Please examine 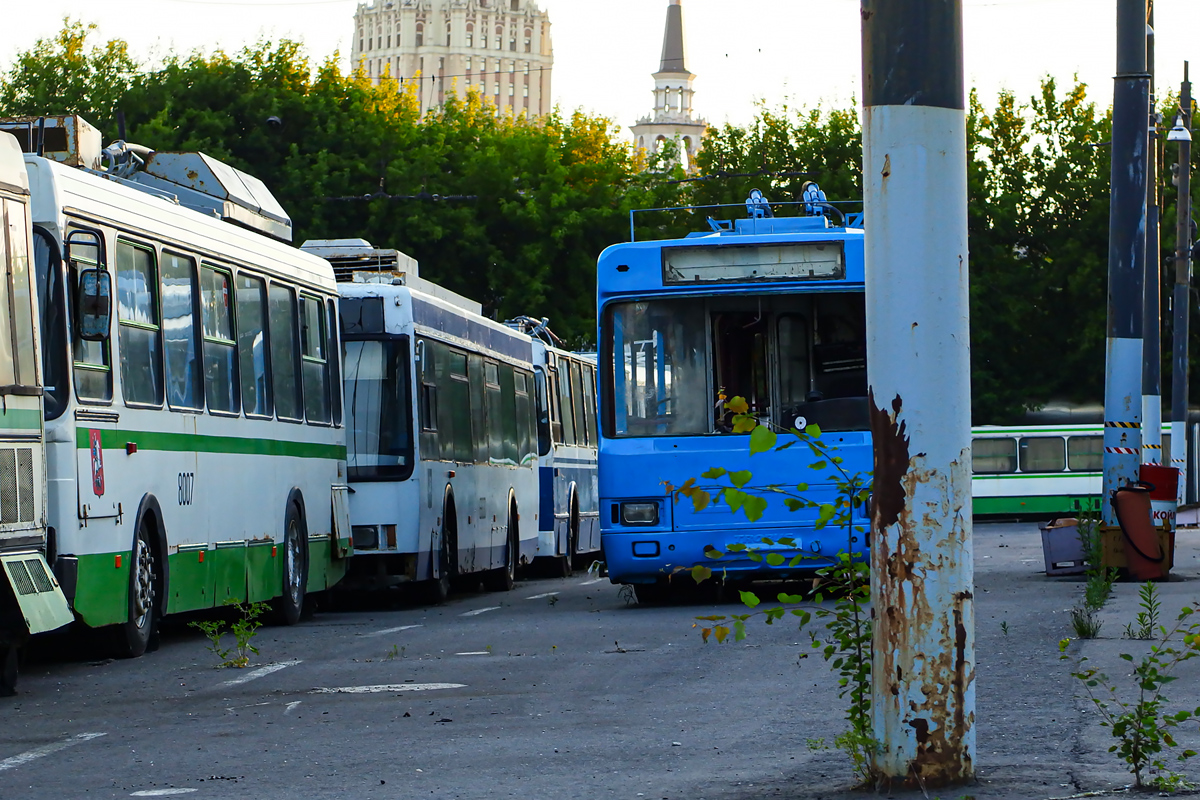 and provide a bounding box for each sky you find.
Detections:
[1,0,1198,133]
